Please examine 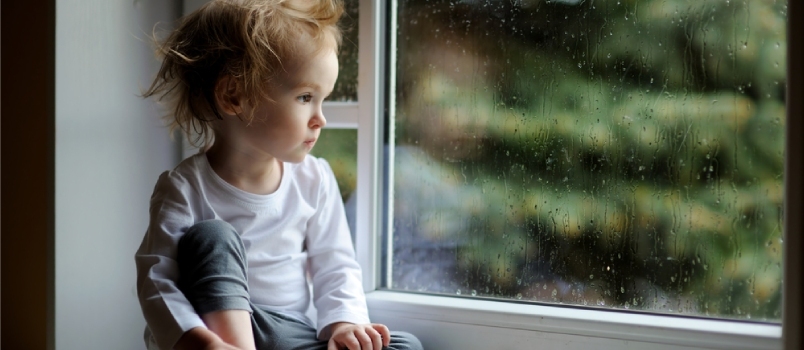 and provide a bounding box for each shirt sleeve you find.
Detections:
[305,158,371,338]
[135,171,207,350]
